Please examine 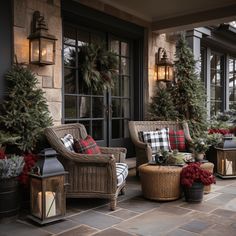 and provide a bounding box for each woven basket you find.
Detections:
[200,162,214,194]
[139,164,182,201]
